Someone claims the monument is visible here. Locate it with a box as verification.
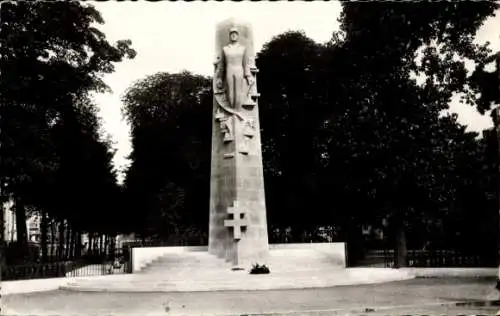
[57,19,415,295]
[208,18,269,268]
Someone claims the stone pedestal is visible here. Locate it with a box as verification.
[208,18,269,268]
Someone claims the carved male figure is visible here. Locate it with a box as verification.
[220,27,254,110]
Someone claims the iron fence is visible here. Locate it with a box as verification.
[2,262,69,280]
[358,249,498,268]
[2,247,132,281]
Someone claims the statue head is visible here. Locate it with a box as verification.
[229,27,239,43]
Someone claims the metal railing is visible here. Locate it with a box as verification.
[359,249,498,268]
[2,247,132,281]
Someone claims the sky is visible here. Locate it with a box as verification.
[90,2,499,182]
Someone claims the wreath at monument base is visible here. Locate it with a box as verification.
[249,263,270,274]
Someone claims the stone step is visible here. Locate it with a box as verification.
[140,252,230,273]
[142,249,344,273]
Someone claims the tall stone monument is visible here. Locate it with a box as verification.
[209,18,269,268]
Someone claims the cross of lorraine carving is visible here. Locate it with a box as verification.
[224,201,248,241]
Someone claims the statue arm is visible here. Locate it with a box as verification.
[214,52,224,78]
[214,51,225,90]
[243,47,251,79]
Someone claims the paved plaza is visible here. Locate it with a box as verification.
[3,278,500,315]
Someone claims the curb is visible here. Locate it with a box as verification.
[229,301,500,316]
[2,301,500,316]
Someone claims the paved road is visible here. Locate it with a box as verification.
[3,278,500,315]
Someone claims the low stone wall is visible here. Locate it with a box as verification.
[267,243,347,270]
[131,245,208,272]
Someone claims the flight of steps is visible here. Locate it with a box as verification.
[60,246,414,292]
[139,251,231,274]
[140,247,346,275]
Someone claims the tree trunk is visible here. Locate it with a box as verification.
[94,233,99,254]
[41,209,48,262]
[50,220,56,260]
[94,233,98,253]
[0,197,5,276]
[105,235,109,256]
[110,235,116,257]
[65,224,71,259]
[88,232,93,255]
[99,234,104,255]
[0,198,4,244]
[14,197,28,246]
[394,219,408,268]
[69,228,75,260]
[75,230,82,259]
[58,220,65,261]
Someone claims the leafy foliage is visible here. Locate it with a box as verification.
[0,1,136,252]
[122,72,212,239]
[257,31,332,233]
[469,52,500,115]
[327,1,498,264]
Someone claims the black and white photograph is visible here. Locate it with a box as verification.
[1,0,500,315]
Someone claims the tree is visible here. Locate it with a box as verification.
[122,72,212,241]
[256,31,333,239]
[469,51,500,115]
[329,1,499,266]
[0,1,135,259]
[49,99,121,233]
[451,128,497,262]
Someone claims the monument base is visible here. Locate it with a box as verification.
[59,243,414,293]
